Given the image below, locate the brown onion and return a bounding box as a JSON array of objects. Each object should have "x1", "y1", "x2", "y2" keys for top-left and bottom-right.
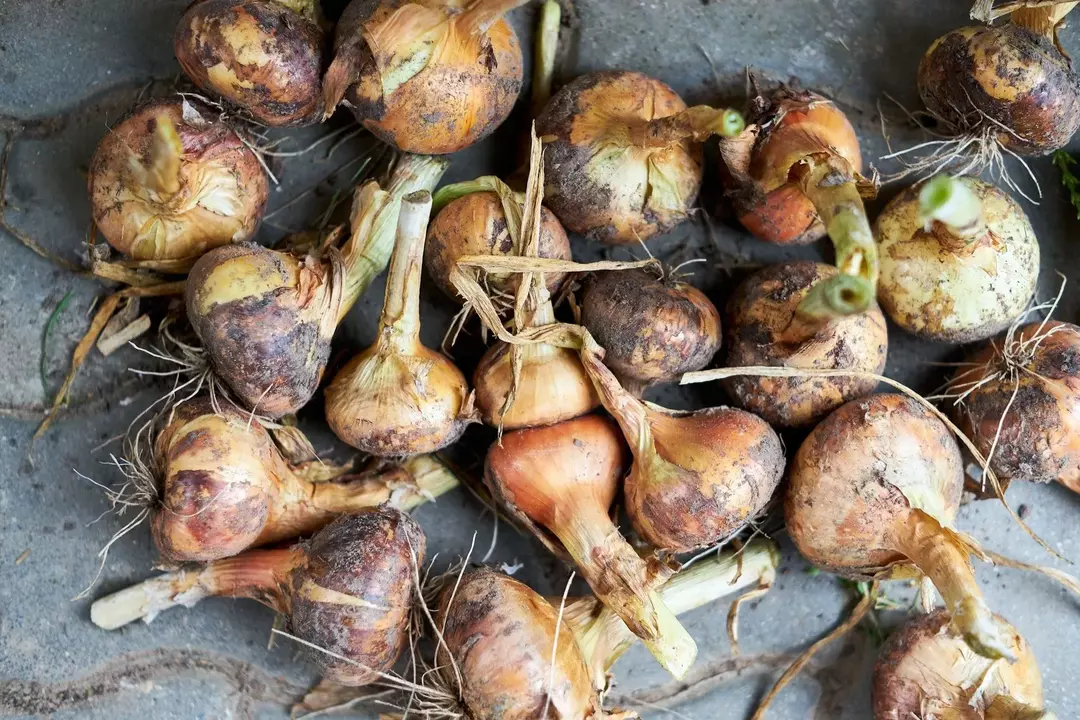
[
  {"x1": 88, "y1": 98, "x2": 267, "y2": 261},
  {"x1": 92, "y1": 508, "x2": 425, "y2": 686},
  {"x1": 323, "y1": 0, "x2": 526, "y2": 154},
  {"x1": 174, "y1": 0, "x2": 325, "y2": 126},
  {"x1": 787, "y1": 393, "x2": 1015, "y2": 660}
]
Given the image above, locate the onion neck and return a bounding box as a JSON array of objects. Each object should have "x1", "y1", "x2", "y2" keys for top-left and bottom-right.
[
  {"x1": 577, "y1": 335, "x2": 654, "y2": 458},
  {"x1": 918, "y1": 175, "x2": 988, "y2": 255},
  {"x1": 309, "y1": 455, "x2": 459, "y2": 513},
  {"x1": 1011, "y1": 3, "x2": 1077, "y2": 39},
  {"x1": 629, "y1": 106, "x2": 746, "y2": 149},
  {"x1": 531, "y1": 0, "x2": 561, "y2": 115},
  {"x1": 455, "y1": 0, "x2": 532, "y2": 37},
  {"x1": 375, "y1": 191, "x2": 433, "y2": 355}
]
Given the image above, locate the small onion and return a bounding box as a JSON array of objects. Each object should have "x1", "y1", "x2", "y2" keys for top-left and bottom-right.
[
  {"x1": 92, "y1": 508, "x2": 425, "y2": 686},
  {"x1": 876, "y1": 175, "x2": 1039, "y2": 343},
  {"x1": 174, "y1": 0, "x2": 325, "y2": 126},
  {"x1": 88, "y1": 98, "x2": 267, "y2": 260},
  {"x1": 323, "y1": 0, "x2": 526, "y2": 154}
]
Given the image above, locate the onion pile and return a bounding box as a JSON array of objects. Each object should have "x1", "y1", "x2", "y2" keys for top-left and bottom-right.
[
  {"x1": 187, "y1": 154, "x2": 447, "y2": 417},
  {"x1": 88, "y1": 98, "x2": 268, "y2": 261},
  {"x1": 876, "y1": 175, "x2": 1040, "y2": 342},
  {"x1": 535, "y1": 70, "x2": 744, "y2": 245},
  {"x1": 325, "y1": 191, "x2": 477, "y2": 455},
  {"x1": 323, "y1": 0, "x2": 527, "y2": 154},
  {"x1": 174, "y1": 0, "x2": 326, "y2": 126},
  {"x1": 92, "y1": 508, "x2": 425, "y2": 685}
]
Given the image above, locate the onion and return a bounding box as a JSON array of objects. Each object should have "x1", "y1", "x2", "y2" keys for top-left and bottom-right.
[
  {"x1": 786, "y1": 393, "x2": 1015, "y2": 660},
  {"x1": 148, "y1": 397, "x2": 458, "y2": 563},
  {"x1": 484, "y1": 414, "x2": 696, "y2": 678},
  {"x1": 947, "y1": 320, "x2": 1080, "y2": 492},
  {"x1": 174, "y1": 0, "x2": 325, "y2": 126},
  {"x1": 876, "y1": 175, "x2": 1039, "y2": 342},
  {"x1": 187, "y1": 153, "x2": 447, "y2": 417},
  {"x1": 322, "y1": 0, "x2": 527, "y2": 154},
  {"x1": 723, "y1": 261, "x2": 888, "y2": 428},
  {"x1": 88, "y1": 98, "x2": 267, "y2": 261},
  {"x1": 535, "y1": 70, "x2": 744, "y2": 245},
  {"x1": 873, "y1": 609, "x2": 1051, "y2": 719},
  {"x1": 325, "y1": 190, "x2": 476, "y2": 455},
  {"x1": 580, "y1": 268, "x2": 721, "y2": 394},
  {"x1": 91, "y1": 508, "x2": 425, "y2": 685}
]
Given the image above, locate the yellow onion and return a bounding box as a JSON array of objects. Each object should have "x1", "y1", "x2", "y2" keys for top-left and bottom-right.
[
  {"x1": 787, "y1": 393, "x2": 1015, "y2": 660},
  {"x1": 535, "y1": 70, "x2": 744, "y2": 245},
  {"x1": 148, "y1": 396, "x2": 457, "y2": 563},
  {"x1": 323, "y1": 0, "x2": 527, "y2": 154},
  {"x1": 723, "y1": 261, "x2": 888, "y2": 428},
  {"x1": 92, "y1": 508, "x2": 425, "y2": 686},
  {"x1": 876, "y1": 175, "x2": 1039, "y2": 343},
  {"x1": 88, "y1": 98, "x2": 267, "y2": 261},
  {"x1": 873, "y1": 610, "x2": 1051, "y2": 719},
  {"x1": 324, "y1": 190, "x2": 477, "y2": 455},
  {"x1": 174, "y1": 0, "x2": 325, "y2": 126},
  {"x1": 187, "y1": 154, "x2": 447, "y2": 417}
]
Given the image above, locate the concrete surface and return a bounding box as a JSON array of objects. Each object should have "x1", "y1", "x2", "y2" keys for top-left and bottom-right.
[{"x1": 2, "y1": 0, "x2": 1080, "y2": 718}]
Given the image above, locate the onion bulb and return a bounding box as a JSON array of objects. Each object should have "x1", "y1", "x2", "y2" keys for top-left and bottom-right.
[
  {"x1": 187, "y1": 154, "x2": 447, "y2": 417},
  {"x1": 88, "y1": 98, "x2": 267, "y2": 261},
  {"x1": 535, "y1": 70, "x2": 744, "y2": 245},
  {"x1": 485, "y1": 414, "x2": 696, "y2": 677},
  {"x1": 148, "y1": 397, "x2": 457, "y2": 563},
  {"x1": 873, "y1": 609, "x2": 1051, "y2": 720},
  {"x1": 174, "y1": 0, "x2": 325, "y2": 126},
  {"x1": 325, "y1": 190, "x2": 476, "y2": 455},
  {"x1": 92, "y1": 508, "x2": 425, "y2": 686},
  {"x1": 947, "y1": 320, "x2": 1080, "y2": 492},
  {"x1": 787, "y1": 393, "x2": 1015, "y2": 660},
  {"x1": 723, "y1": 261, "x2": 888, "y2": 428},
  {"x1": 323, "y1": 0, "x2": 527, "y2": 154},
  {"x1": 876, "y1": 175, "x2": 1039, "y2": 343},
  {"x1": 580, "y1": 268, "x2": 721, "y2": 394}
]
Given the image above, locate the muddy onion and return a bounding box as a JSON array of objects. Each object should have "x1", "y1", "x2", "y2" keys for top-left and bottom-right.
[
  {"x1": 876, "y1": 175, "x2": 1039, "y2": 342},
  {"x1": 947, "y1": 321, "x2": 1080, "y2": 492},
  {"x1": 149, "y1": 397, "x2": 457, "y2": 563},
  {"x1": 580, "y1": 268, "x2": 722, "y2": 394},
  {"x1": 187, "y1": 154, "x2": 447, "y2": 417},
  {"x1": 787, "y1": 393, "x2": 1014, "y2": 660},
  {"x1": 485, "y1": 414, "x2": 697, "y2": 677},
  {"x1": 323, "y1": 0, "x2": 526, "y2": 154},
  {"x1": 325, "y1": 191, "x2": 476, "y2": 455},
  {"x1": 536, "y1": 70, "x2": 744, "y2": 244},
  {"x1": 88, "y1": 98, "x2": 267, "y2": 261},
  {"x1": 174, "y1": 0, "x2": 325, "y2": 126},
  {"x1": 873, "y1": 610, "x2": 1049, "y2": 719},
  {"x1": 723, "y1": 261, "x2": 888, "y2": 428},
  {"x1": 92, "y1": 508, "x2": 425, "y2": 685}
]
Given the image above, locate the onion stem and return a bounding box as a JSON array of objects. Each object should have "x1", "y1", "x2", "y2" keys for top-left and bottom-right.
[
  {"x1": 308, "y1": 455, "x2": 459, "y2": 514},
  {"x1": 376, "y1": 191, "x2": 432, "y2": 353},
  {"x1": 456, "y1": 0, "x2": 532, "y2": 36},
  {"x1": 531, "y1": 0, "x2": 561, "y2": 115},
  {"x1": 1010, "y1": 2, "x2": 1077, "y2": 37},
  {"x1": 631, "y1": 106, "x2": 746, "y2": 148},
  {"x1": 918, "y1": 174, "x2": 988, "y2": 251}
]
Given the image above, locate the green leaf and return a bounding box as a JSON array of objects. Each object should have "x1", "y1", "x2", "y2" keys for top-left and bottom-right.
[
  {"x1": 1053, "y1": 150, "x2": 1080, "y2": 221},
  {"x1": 41, "y1": 290, "x2": 74, "y2": 400}
]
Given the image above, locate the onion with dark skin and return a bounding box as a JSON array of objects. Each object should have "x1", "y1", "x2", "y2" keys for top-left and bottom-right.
[
  {"x1": 88, "y1": 98, "x2": 268, "y2": 261},
  {"x1": 92, "y1": 508, "x2": 425, "y2": 686},
  {"x1": 787, "y1": 393, "x2": 1015, "y2": 660},
  {"x1": 174, "y1": 0, "x2": 325, "y2": 127}
]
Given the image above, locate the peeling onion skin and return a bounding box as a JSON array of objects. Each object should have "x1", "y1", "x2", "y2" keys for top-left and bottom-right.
[
  {"x1": 536, "y1": 71, "x2": 703, "y2": 245},
  {"x1": 426, "y1": 191, "x2": 572, "y2": 303},
  {"x1": 872, "y1": 610, "x2": 1044, "y2": 720},
  {"x1": 581, "y1": 269, "x2": 721, "y2": 393},
  {"x1": 948, "y1": 321, "x2": 1080, "y2": 492},
  {"x1": 174, "y1": 0, "x2": 325, "y2": 127},
  {"x1": 436, "y1": 568, "x2": 605, "y2": 720},
  {"x1": 876, "y1": 178, "x2": 1039, "y2": 343},
  {"x1": 723, "y1": 262, "x2": 888, "y2": 428},
  {"x1": 88, "y1": 98, "x2": 267, "y2": 261},
  {"x1": 919, "y1": 24, "x2": 1080, "y2": 156}
]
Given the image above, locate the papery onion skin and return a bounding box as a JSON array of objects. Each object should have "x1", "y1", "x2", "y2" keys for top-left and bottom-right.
[
  {"x1": 88, "y1": 98, "x2": 267, "y2": 260},
  {"x1": 536, "y1": 71, "x2": 703, "y2": 245},
  {"x1": 876, "y1": 177, "x2": 1039, "y2": 343},
  {"x1": 437, "y1": 568, "x2": 603, "y2": 720},
  {"x1": 723, "y1": 262, "x2": 888, "y2": 428},
  {"x1": 581, "y1": 269, "x2": 721, "y2": 393},
  {"x1": 174, "y1": 0, "x2": 325, "y2": 127},
  {"x1": 426, "y1": 191, "x2": 572, "y2": 303},
  {"x1": 949, "y1": 321, "x2": 1080, "y2": 491}
]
